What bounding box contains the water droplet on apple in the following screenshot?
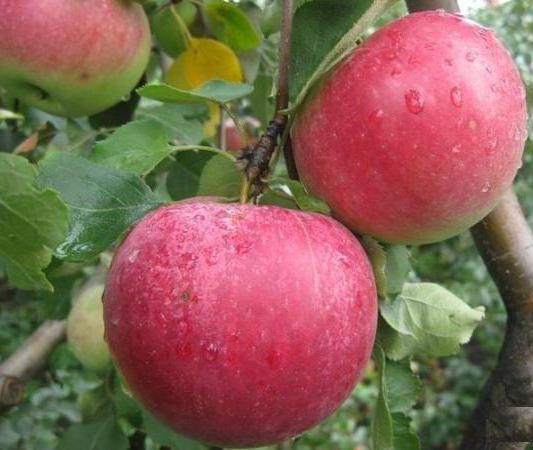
[369,109,384,124]
[204,343,219,361]
[450,86,462,107]
[465,52,477,62]
[404,89,424,114]
[450,144,462,154]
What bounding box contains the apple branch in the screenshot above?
[404,0,533,447]
[0,320,66,414]
[239,0,297,200]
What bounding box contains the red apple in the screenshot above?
[104,201,377,447]
[0,0,151,117]
[292,11,527,245]
[224,116,260,152]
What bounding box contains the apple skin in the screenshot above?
[67,283,111,373]
[103,201,377,448]
[224,116,260,152]
[152,1,197,57]
[0,0,151,117]
[292,11,527,245]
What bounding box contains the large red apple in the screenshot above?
[292,11,527,245]
[0,0,150,117]
[104,201,377,447]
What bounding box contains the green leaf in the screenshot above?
[204,0,262,51]
[385,245,411,295]
[136,104,205,145]
[361,236,387,297]
[380,283,485,359]
[391,413,421,450]
[138,80,253,105]
[167,150,215,200]
[258,188,299,210]
[57,414,128,450]
[197,153,242,199]
[143,409,205,450]
[372,346,394,450]
[372,346,420,450]
[90,119,171,176]
[384,359,421,413]
[0,154,69,291]
[269,178,330,214]
[290,0,395,108]
[36,152,162,262]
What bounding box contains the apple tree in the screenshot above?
[0,0,531,449]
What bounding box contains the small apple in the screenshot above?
[0,0,151,117]
[224,116,260,152]
[152,1,197,57]
[104,200,377,447]
[67,283,111,373]
[292,11,527,244]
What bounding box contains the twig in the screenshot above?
[0,320,66,413]
[240,0,296,201]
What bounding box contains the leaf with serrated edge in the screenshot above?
[36,152,162,262]
[91,119,171,176]
[0,154,68,291]
[380,282,485,359]
[138,80,253,105]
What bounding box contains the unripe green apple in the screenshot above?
[67,283,111,373]
[0,0,151,117]
[152,1,197,57]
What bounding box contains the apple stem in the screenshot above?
[239,0,297,202]
[169,4,193,49]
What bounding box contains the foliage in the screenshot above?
[0,0,531,449]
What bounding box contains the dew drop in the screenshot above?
[369,109,384,124]
[128,249,139,263]
[404,89,424,114]
[204,343,219,362]
[465,51,477,62]
[450,86,463,107]
[451,144,462,154]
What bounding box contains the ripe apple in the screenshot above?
[0,0,151,117]
[224,116,260,152]
[67,283,111,373]
[103,201,377,447]
[292,11,527,245]
[152,1,197,57]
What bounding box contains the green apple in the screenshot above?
[67,283,111,373]
[0,0,151,117]
[152,1,197,57]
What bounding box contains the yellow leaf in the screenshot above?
[165,38,242,140]
[166,38,242,89]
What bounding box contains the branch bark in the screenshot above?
[240,0,296,197]
[0,320,66,413]
[403,0,533,448]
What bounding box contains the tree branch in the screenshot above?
[0,320,66,413]
[240,0,297,198]
[405,0,533,447]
